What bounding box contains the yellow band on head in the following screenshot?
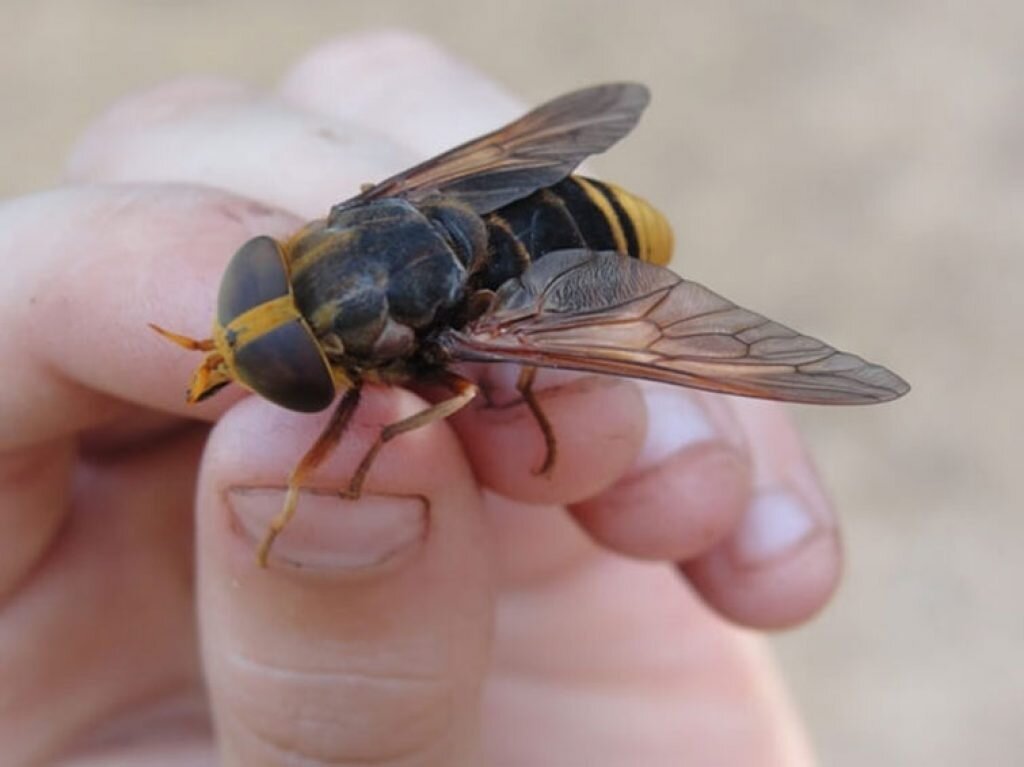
[217,294,300,351]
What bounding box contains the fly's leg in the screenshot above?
[256,386,362,567]
[343,373,479,500]
[517,366,557,476]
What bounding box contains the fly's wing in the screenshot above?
[442,250,909,404]
[330,83,650,219]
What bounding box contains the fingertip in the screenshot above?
[452,374,646,507]
[564,384,754,561]
[572,442,752,561]
[682,493,843,629]
[678,398,843,628]
[280,29,521,155]
[1,185,299,438]
[67,76,253,181]
[198,387,480,569]
[65,75,408,217]
[196,390,493,763]
[281,28,458,95]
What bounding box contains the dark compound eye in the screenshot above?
[217,236,336,413]
[218,236,292,325]
[233,319,336,412]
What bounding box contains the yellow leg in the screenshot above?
[343,374,479,500]
[516,366,557,476]
[256,386,362,567]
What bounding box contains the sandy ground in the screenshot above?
[2,1,1020,764]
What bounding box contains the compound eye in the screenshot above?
[217,236,290,325]
[234,319,336,413]
[217,235,335,412]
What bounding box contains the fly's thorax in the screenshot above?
[286,199,469,367]
[416,197,490,268]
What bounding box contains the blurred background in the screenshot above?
[2,1,1019,764]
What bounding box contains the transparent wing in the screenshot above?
[330,83,650,219]
[443,250,910,404]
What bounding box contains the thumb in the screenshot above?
[196,390,493,766]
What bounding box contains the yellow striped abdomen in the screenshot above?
[580,178,674,267]
[478,176,674,291]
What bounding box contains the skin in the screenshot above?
[0,31,842,766]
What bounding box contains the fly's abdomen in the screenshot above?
[588,178,674,267]
[477,176,673,290]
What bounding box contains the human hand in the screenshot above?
[0,31,839,766]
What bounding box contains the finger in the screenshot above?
[569,383,754,561]
[0,184,287,612]
[0,184,299,449]
[66,76,416,218]
[682,400,842,629]
[480,497,813,765]
[451,367,648,506]
[197,389,492,765]
[280,29,522,157]
[0,426,204,765]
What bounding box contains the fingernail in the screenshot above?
[636,384,743,471]
[228,487,426,570]
[729,489,818,569]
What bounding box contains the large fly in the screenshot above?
[152,83,909,566]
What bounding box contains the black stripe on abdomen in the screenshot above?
[583,177,640,259]
[477,178,631,291]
